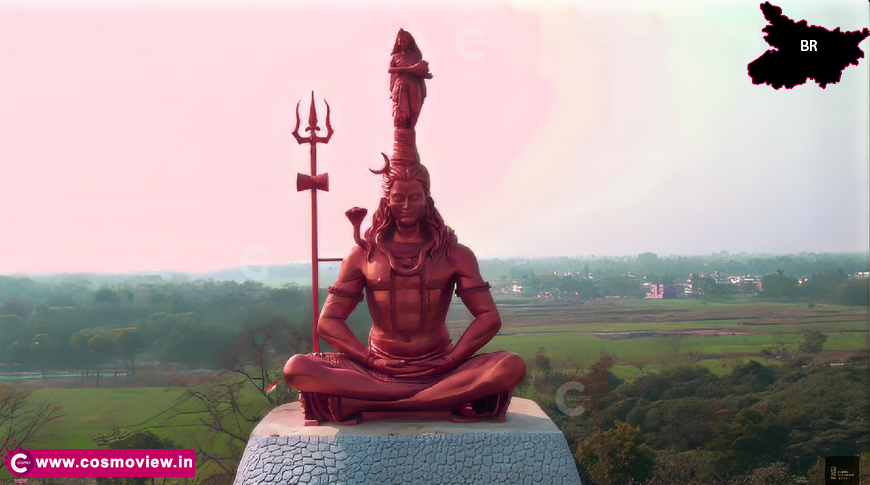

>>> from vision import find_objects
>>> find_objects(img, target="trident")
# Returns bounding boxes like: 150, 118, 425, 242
293, 91, 339, 354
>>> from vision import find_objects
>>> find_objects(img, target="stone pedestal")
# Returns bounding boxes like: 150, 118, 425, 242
234, 397, 581, 485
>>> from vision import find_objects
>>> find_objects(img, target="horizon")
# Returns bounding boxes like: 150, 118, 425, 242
3, 250, 868, 283
1, 0, 868, 274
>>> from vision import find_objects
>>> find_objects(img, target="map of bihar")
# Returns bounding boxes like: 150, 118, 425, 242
748, 2, 870, 89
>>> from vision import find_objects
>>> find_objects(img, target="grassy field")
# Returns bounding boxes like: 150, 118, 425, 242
502, 319, 867, 334
480, 298, 868, 369
482, 332, 674, 363
29, 387, 190, 449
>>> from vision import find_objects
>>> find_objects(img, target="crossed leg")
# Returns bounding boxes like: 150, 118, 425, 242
284, 351, 526, 418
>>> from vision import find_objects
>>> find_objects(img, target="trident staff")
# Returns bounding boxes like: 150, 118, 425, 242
292, 91, 338, 354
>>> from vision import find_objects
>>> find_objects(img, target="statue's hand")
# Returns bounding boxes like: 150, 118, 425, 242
411, 61, 433, 79
365, 352, 461, 378
365, 354, 408, 376
388, 62, 432, 79
394, 354, 461, 379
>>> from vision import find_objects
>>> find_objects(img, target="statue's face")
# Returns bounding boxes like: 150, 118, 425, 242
388, 180, 426, 228
397, 30, 408, 49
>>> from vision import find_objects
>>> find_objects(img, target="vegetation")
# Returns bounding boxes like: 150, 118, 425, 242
492, 257, 868, 485
0, 278, 374, 375
520, 348, 868, 485
0, 252, 866, 483
1, 383, 63, 460
0, 276, 325, 480
94, 430, 181, 485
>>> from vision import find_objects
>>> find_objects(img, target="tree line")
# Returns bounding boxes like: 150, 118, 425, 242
492, 252, 868, 304
482, 252, 868, 283
0, 277, 373, 373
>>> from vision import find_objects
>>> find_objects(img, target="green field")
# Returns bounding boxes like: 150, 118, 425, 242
482, 299, 868, 367
483, 332, 674, 362
503, 319, 867, 334
28, 384, 269, 455
29, 387, 188, 449
21, 385, 252, 454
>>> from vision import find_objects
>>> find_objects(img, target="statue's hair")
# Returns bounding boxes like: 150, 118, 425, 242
391, 29, 421, 56
364, 164, 457, 259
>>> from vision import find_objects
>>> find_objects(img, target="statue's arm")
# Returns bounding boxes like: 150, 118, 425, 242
450, 245, 501, 363
387, 61, 432, 78
317, 246, 368, 364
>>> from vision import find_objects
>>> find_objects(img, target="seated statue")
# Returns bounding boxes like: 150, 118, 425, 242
283, 29, 526, 424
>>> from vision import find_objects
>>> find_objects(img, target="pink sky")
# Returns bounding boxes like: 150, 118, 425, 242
1, 2, 867, 274
1, 6, 552, 273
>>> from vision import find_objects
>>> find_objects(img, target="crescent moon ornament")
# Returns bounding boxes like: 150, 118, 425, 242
369, 152, 391, 174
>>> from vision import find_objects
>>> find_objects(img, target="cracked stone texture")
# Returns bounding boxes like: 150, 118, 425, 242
235, 432, 580, 485
234, 398, 581, 485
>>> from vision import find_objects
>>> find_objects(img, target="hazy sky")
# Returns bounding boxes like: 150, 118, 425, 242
1, 0, 868, 274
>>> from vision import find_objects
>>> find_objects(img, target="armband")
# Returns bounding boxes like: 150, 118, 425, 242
327, 286, 364, 302
454, 282, 491, 297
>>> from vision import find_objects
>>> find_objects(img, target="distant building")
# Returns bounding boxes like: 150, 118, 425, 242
739, 275, 763, 292
645, 284, 682, 299
685, 273, 695, 295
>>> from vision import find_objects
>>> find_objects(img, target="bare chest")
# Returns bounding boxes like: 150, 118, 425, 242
364, 252, 455, 294
362, 249, 456, 336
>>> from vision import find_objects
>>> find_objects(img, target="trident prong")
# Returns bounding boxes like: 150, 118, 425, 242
292, 100, 303, 143
321, 99, 334, 142
293, 91, 334, 145
306, 91, 318, 133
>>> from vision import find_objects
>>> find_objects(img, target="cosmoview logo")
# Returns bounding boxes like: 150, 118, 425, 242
556, 381, 591, 417
455, 26, 491, 61
4, 447, 35, 478
240, 245, 271, 281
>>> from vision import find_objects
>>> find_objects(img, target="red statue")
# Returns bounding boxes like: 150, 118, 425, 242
283, 29, 526, 425
389, 28, 432, 130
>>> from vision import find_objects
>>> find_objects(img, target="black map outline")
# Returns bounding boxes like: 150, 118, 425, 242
748, 2, 870, 89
